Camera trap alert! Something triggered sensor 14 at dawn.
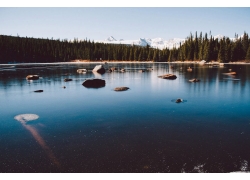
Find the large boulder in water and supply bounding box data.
[82,79,105,88]
[92,65,105,74]
[26,75,39,80]
[158,74,177,79]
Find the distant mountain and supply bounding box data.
[94,36,186,50]
[106,36,117,41]
[94,34,240,50]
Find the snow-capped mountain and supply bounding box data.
[94,36,186,50]
[94,34,242,50]
[106,36,117,41]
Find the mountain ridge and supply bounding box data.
[94,35,241,50]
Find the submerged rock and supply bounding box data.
[14,114,39,124]
[158,74,177,79]
[93,65,105,74]
[82,79,105,88]
[114,87,129,91]
[26,75,39,80]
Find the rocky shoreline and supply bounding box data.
[1,60,250,66]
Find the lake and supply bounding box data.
[0,62,250,173]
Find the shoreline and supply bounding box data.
[1,60,250,66]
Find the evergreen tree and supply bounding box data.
[246,46,250,60]
[218,38,225,62]
[194,32,199,60]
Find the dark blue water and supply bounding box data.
[0,62,250,173]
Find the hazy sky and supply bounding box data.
[1,1,250,41]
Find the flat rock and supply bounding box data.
[189,78,200,82]
[114,87,129,91]
[26,75,39,80]
[158,74,177,79]
[77,69,87,73]
[228,72,236,75]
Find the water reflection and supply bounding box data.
[1,63,250,172]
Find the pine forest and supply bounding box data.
[0,32,250,64]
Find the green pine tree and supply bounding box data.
[246,46,250,60]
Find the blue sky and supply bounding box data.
[1,2,250,41]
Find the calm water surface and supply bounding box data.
[0,62,250,173]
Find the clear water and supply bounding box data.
[0,62,250,173]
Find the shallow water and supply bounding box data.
[0,62,250,173]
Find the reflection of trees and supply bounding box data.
[1,63,250,98]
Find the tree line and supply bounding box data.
[174,32,250,62]
[0,32,250,64]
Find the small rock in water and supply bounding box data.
[120,68,126,72]
[158,74,177,79]
[187,67,192,71]
[77,69,87,73]
[34,90,43,93]
[64,78,72,82]
[175,98,183,103]
[114,87,129,91]
[189,78,200,82]
[26,75,39,80]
